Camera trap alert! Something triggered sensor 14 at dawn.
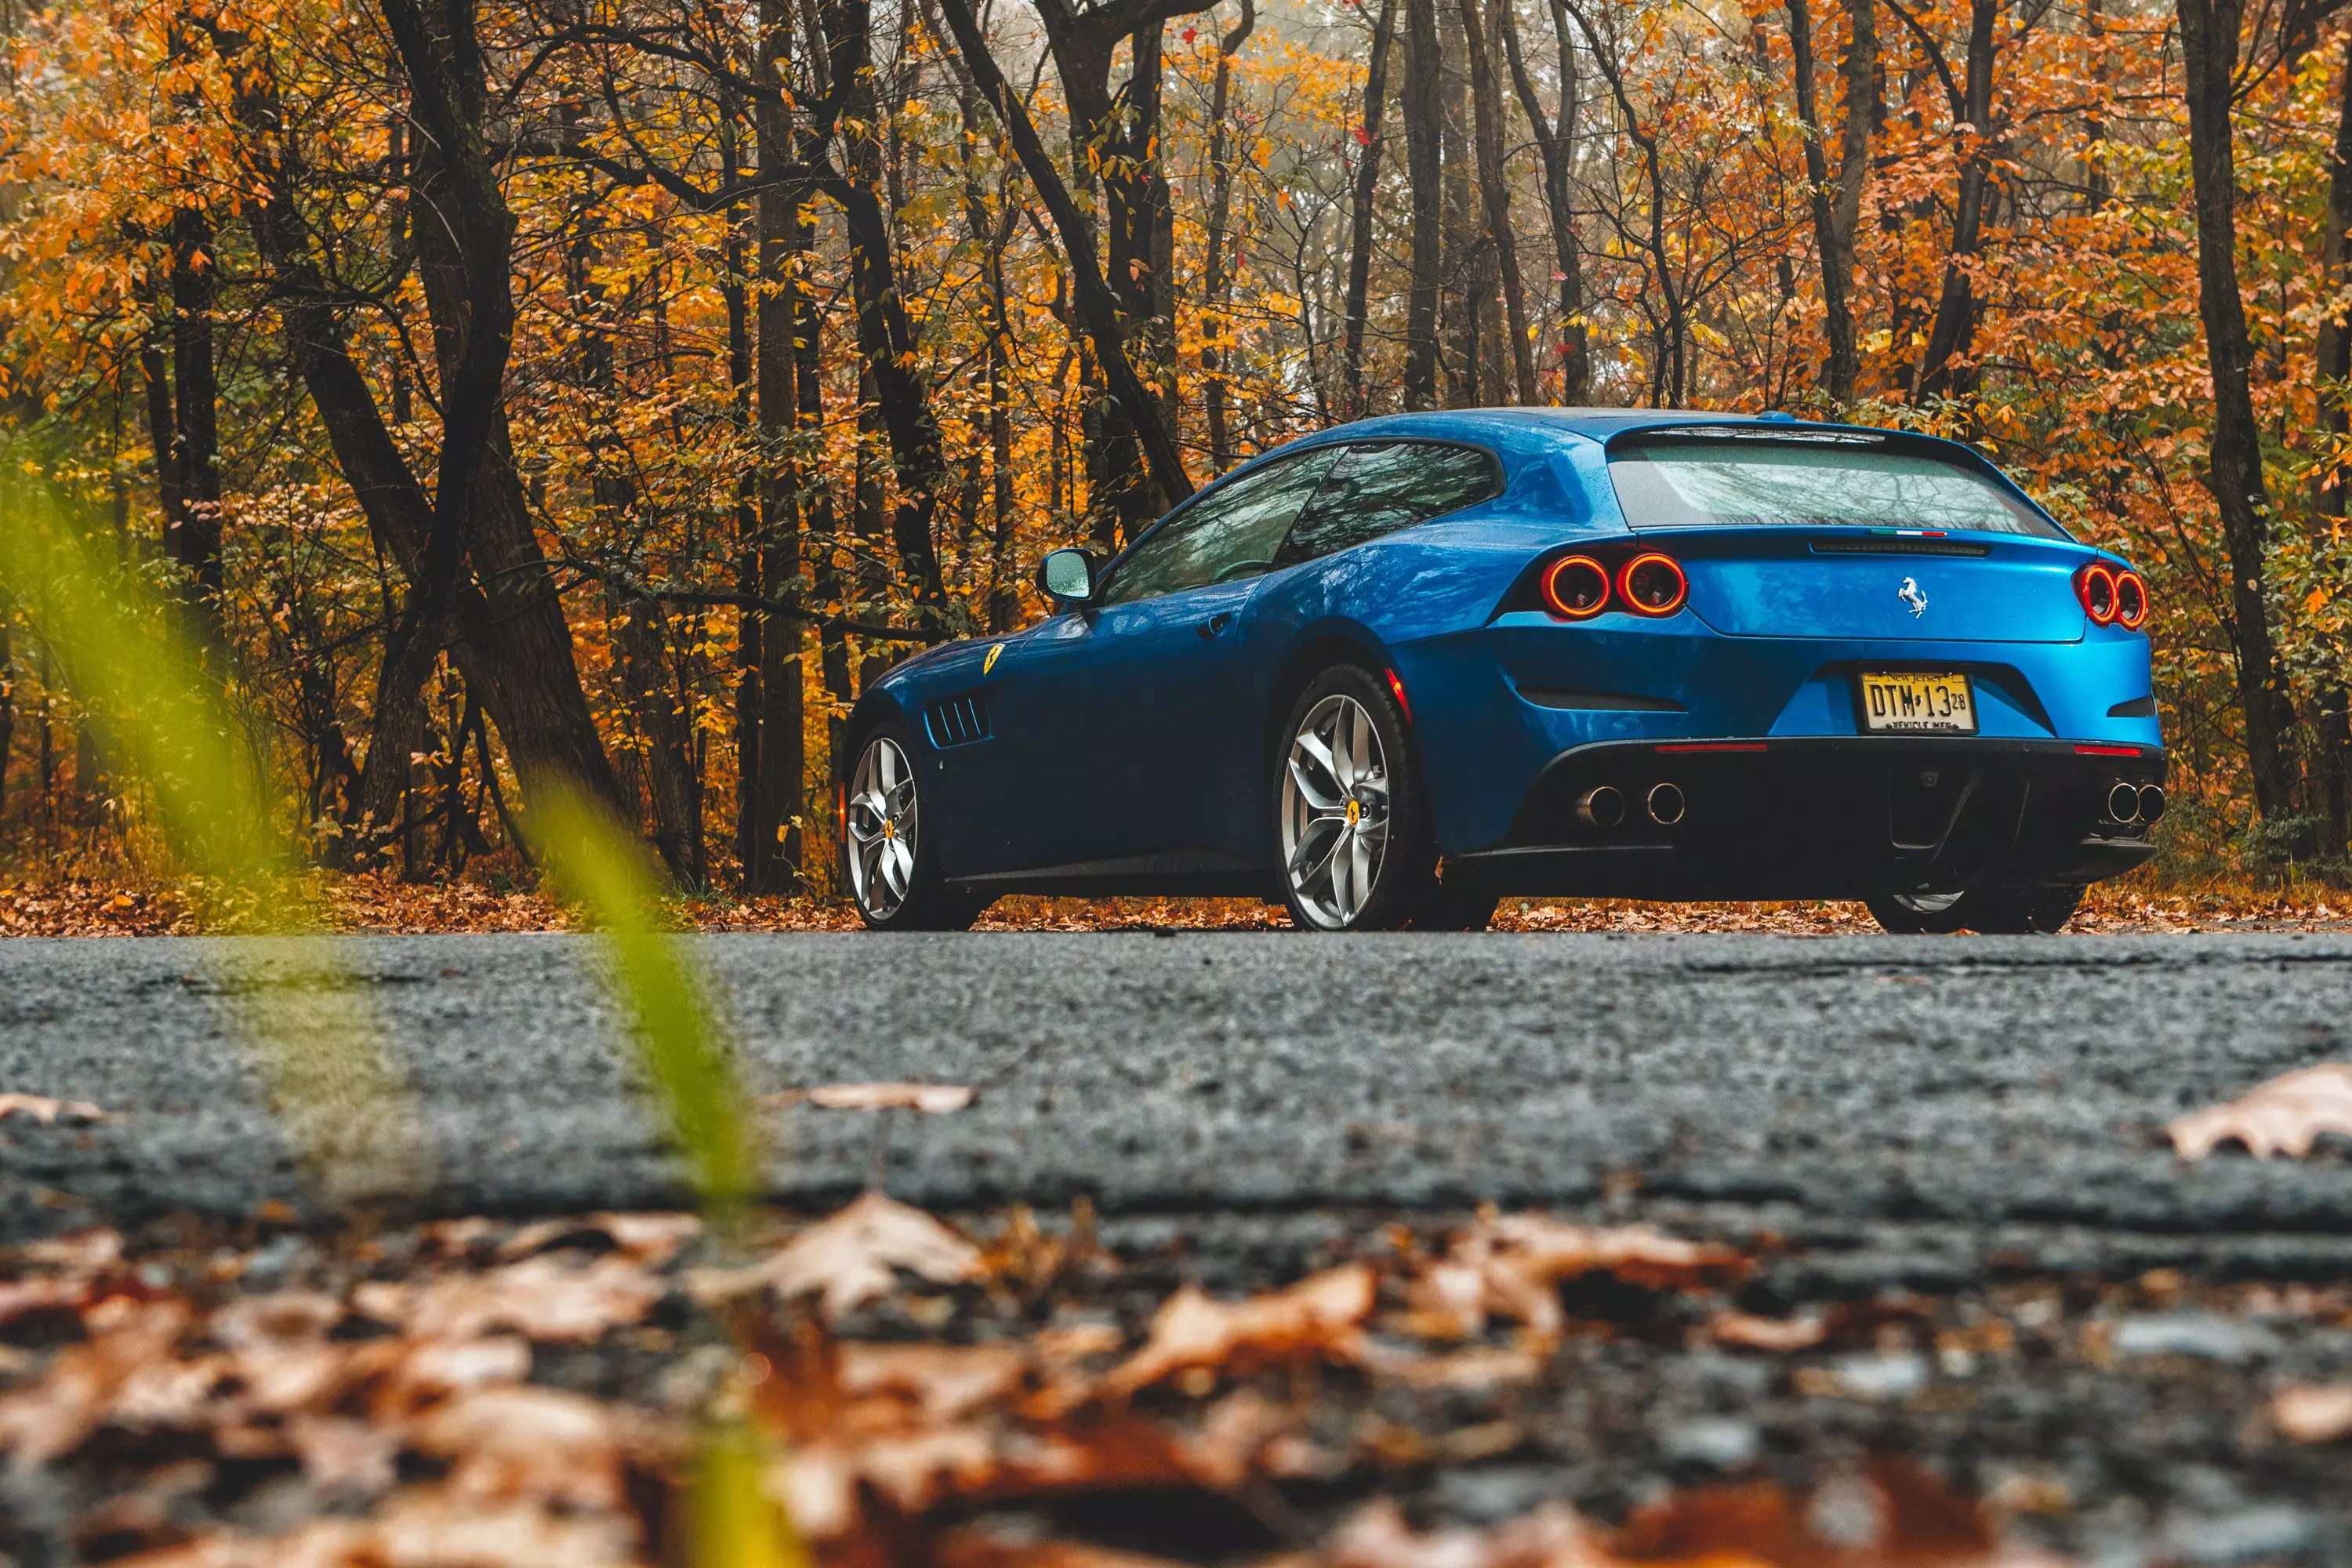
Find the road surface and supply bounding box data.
[1,931,2347,1272]
[6,931,2352,1564]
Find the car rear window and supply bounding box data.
[1276,441,1500,566]
[1608,433,2064,538]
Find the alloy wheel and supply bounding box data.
[847,735,920,921]
[1281,693,1392,929]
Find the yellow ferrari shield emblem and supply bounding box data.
[983,642,1005,676]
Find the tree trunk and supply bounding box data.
[1501,0,1589,401]
[1438,0,1482,405]
[168,204,223,652]
[1203,0,1258,471]
[2176,0,2304,834]
[1912,0,1994,401]
[1401,0,1443,408]
[822,0,951,608]
[2312,34,2352,860]
[1788,0,1872,405]
[749,0,807,894]
[1568,0,1682,402]
[249,0,625,826]
[933,0,1195,510]
[1458,0,1536,404]
[1342,0,1399,416]
[612,588,705,884]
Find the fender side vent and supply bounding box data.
[1809,537,1991,557]
[924,695,992,748]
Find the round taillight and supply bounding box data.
[1618,553,1688,616]
[2114,570,2149,630]
[2078,562,2118,626]
[1542,555,1612,619]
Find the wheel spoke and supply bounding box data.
[1289,812,1345,874]
[1293,732,1344,799]
[1330,825,1357,920]
[1287,755,1345,812]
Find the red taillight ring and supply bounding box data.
[1542,555,1613,619]
[2114,569,2149,630]
[1617,552,1688,616]
[2078,562,2118,625]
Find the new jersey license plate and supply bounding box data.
[1858,671,1976,734]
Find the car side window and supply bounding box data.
[1098,449,1343,606]
[1275,441,1501,567]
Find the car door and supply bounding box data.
[966,448,1342,877]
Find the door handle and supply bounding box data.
[1197,612,1234,641]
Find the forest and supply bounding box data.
[1,0,2350,895]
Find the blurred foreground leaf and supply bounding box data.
[0,465,425,1203]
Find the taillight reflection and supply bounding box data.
[1542,555,1612,619]
[2077,562,2118,626]
[2114,570,2149,630]
[1618,553,1688,616]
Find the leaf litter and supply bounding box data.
[2168,1063,2352,1159]
[0,1196,2139,1568]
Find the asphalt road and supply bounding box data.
[2,930,2350,1283]
[11,931,2352,1565]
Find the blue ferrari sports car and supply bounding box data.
[840,409,2163,934]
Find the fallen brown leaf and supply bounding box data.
[1102,1263,1377,1397]
[1409,1214,1748,1338]
[354,1253,665,1342]
[2273,1384,2352,1443]
[0,1298,193,1468]
[1709,1310,1830,1352]
[768,1082,978,1113]
[1612,1461,2070,1566]
[2169,1064,2352,1159]
[1320,1497,1620,1567]
[413,1385,645,1510]
[0,1092,107,1125]
[691,1192,983,1319]
[492,1210,701,1265]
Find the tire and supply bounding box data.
[1864,884,2085,935]
[843,724,985,931]
[1272,665,1439,931]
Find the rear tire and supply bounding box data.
[1864,885,2085,935]
[1272,665,1438,931]
[844,724,986,931]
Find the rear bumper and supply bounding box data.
[1450,736,2163,899]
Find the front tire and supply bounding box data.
[844,726,984,931]
[1273,666,1438,931]
[1864,885,2085,935]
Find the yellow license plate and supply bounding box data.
[1858,671,1976,734]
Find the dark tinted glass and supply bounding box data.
[1609,436,2063,538]
[1099,449,1342,605]
[1276,442,1499,566]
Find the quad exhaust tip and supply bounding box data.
[2107,782,2142,823]
[2139,783,2166,823]
[1647,782,1686,826]
[1577,786,1625,829]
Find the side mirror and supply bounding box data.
[1036,547,1098,606]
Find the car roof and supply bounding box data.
[1286,407,1886,450]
